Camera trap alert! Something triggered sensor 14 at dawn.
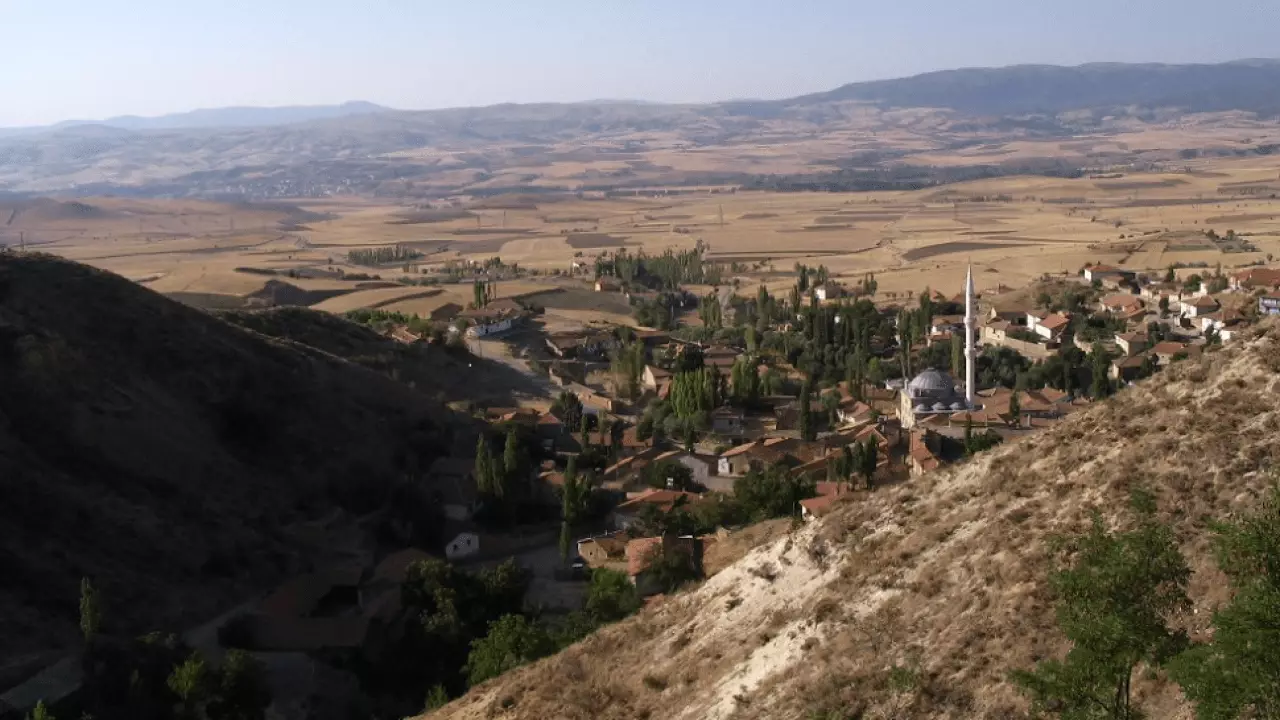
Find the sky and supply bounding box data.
[2,0,1278,127]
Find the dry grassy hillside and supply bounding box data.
[426,322,1280,720]
[0,253,458,683]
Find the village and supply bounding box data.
[40,251,1270,718]
[339,252,1280,611]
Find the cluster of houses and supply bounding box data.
[979,263,1280,381]
[375,261,1280,607]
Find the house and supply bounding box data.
[1259,293,1280,316]
[1199,309,1247,341]
[595,278,621,292]
[814,283,844,302]
[626,535,701,596]
[426,457,480,521]
[546,331,614,359]
[717,441,761,477]
[800,480,852,520]
[1100,293,1145,315]
[800,493,842,520]
[1229,267,1280,292]
[599,452,654,489]
[1181,294,1220,318]
[484,406,539,427]
[651,449,717,490]
[445,532,481,561]
[987,304,1029,325]
[701,345,741,371]
[568,383,615,414]
[1110,354,1150,382]
[909,444,941,477]
[1139,282,1181,304]
[1151,341,1196,365]
[1114,332,1147,356]
[536,411,565,442]
[1028,312,1072,340]
[836,399,875,426]
[930,315,965,336]
[610,489,704,530]
[452,307,518,337]
[242,566,372,652]
[577,534,630,568]
[389,326,423,345]
[1084,264,1136,286]
[642,365,672,392]
[710,406,746,436]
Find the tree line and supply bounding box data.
[347,244,423,267]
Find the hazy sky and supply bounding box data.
[3,0,1277,127]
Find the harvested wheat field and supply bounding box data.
[8,154,1280,325]
[424,321,1280,720]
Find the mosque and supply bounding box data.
[898,266,978,429]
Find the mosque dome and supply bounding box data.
[931,401,949,412]
[914,403,929,412]
[907,368,956,398]
[950,401,967,411]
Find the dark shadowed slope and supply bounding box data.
[0,253,455,677]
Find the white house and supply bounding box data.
[1180,295,1220,318]
[1027,311,1071,340]
[814,283,844,302]
[641,365,671,392]
[445,532,480,561]
[452,307,518,338]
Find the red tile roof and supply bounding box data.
[625,536,698,576]
[614,489,703,514]
[1038,313,1072,330]
[800,494,841,517]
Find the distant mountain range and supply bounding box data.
[0,100,392,135]
[790,58,1280,116]
[5,59,1280,196]
[7,59,1280,135]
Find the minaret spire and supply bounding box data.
[964,263,976,407]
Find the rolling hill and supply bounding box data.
[424,322,1280,720]
[0,253,458,682]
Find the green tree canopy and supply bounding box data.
[465,614,555,687]
[1012,490,1191,720]
[1168,485,1280,720]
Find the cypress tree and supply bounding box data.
[504,430,521,482]
[475,435,492,495]
[799,378,814,441]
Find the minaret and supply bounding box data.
[964,264,976,407]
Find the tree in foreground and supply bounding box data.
[465,614,555,687]
[585,568,641,622]
[1167,485,1280,720]
[1011,489,1190,720]
[79,576,102,644]
[26,701,54,720]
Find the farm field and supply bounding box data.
[5,153,1280,321]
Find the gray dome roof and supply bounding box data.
[914,403,929,412]
[931,402,949,411]
[908,368,956,395]
[950,401,967,411]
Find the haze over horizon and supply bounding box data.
[4,0,1278,127]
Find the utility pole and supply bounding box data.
[718,204,724,227]
[19,231,25,252]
